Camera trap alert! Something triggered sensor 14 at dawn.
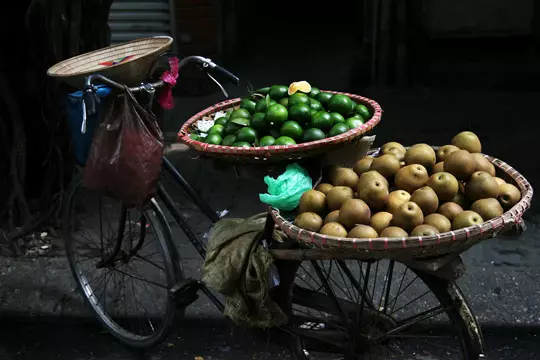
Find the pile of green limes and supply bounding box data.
[190,84,372,147]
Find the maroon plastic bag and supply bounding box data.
[83,86,164,208]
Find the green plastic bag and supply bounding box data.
[259,163,312,211]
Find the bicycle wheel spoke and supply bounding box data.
[376,305,446,341]
[392,288,431,315]
[113,267,168,289]
[382,260,395,314]
[334,261,356,302]
[133,254,165,272]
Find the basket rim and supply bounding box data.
[177,90,382,157]
[46,36,173,79]
[270,151,534,253]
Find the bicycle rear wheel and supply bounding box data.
[63,175,179,348]
[283,258,484,359]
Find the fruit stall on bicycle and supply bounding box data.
[47,36,533,359]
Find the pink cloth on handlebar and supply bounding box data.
[158,56,179,109]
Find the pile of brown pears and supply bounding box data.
[294,131,522,239]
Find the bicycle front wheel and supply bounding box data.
[63,175,179,348]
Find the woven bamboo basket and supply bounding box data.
[47,36,173,89]
[177,91,382,163]
[271,149,534,261]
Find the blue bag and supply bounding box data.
[65,86,111,165]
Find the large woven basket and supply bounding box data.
[177,91,382,163]
[271,150,533,261]
[47,36,173,89]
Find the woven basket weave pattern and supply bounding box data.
[271,152,533,260]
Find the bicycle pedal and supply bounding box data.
[170,278,201,308]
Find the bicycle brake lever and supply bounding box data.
[206,72,229,99]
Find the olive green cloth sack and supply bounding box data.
[202,213,288,328]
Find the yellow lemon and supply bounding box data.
[288,81,312,96]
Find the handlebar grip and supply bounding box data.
[213,65,240,86]
[83,89,97,116]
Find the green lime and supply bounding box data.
[288,93,310,107]
[279,97,289,107]
[214,116,228,126]
[302,128,326,143]
[329,112,345,124]
[269,99,277,106]
[289,104,312,126]
[230,117,250,127]
[230,108,251,120]
[311,111,333,132]
[328,94,354,116]
[222,134,236,146]
[309,87,321,98]
[259,136,276,146]
[268,85,288,100]
[255,98,268,113]
[310,109,318,116]
[266,104,288,127]
[205,133,222,145]
[274,136,297,146]
[208,124,225,136]
[309,99,323,111]
[224,122,242,135]
[280,121,303,140]
[189,133,201,141]
[250,112,268,133]
[233,141,251,147]
[256,87,270,95]
[225,110,232,118]
[240,99,257,114]
[346,116,364,129]
[235,127,258,143]
[328,123,350,137]
[355,104,371,119]
[315,92,333,107]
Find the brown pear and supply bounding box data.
[494,177,506,186]
[394,164,429,194]
[358,170,389,188]
[436,145,460,162]
[353,157,374,177]
[498,183,521,209]
[411,224,440,236]
[470,153,495,176]
[444,150,476,180]
[433,162,445,174]
[427,172,459,201]
[320,222,348,237]
[438,202,463,221]
[370,154,401,178]
[452,210,484,230]
[348,224,379,239]
[294,212,323,232]
[386,190,411,214]
[327,186,354,211]
[370,212,393,234]
[381,142,407,161]
[358,178,389,210]
[451,131,482,153]
[404,144,436,169]
[338,199,371,229]
[324,210,340,224]
[331,167,359,188]
[471,198,503,221]
[424,213,452,233]
[451,192,469,209]
[411,186,439,215]
[380,226,409,238]
[299,190,327,215]
[315,183,333,195]
[465,171,500,201]
[391,202,424,232]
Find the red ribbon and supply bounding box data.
[158,56,179,109]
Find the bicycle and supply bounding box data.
[61,55,487,359]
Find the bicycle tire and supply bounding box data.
[282,259,484,359]
[63,174,180,348]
